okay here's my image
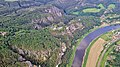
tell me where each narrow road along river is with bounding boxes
[72,24,120,67]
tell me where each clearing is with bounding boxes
[82,8,101,13]
[86,38,106,67]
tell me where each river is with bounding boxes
[72,24,120,67]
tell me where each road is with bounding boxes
[72,24,120,67]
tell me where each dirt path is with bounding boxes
[86,38,106,67]
[97,43,110,67]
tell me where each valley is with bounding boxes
[0,0,120,67]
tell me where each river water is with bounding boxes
[72,24,120,67]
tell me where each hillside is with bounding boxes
[0,0,120,67]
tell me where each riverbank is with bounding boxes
[70,24,105,67]
[82,30,114,67]
[67,27,98,67]
[83,27,120,67]
[72,23,120,67]
[86,38,106,67]
[72,24,108,67]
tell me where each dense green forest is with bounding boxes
[0,0,120,67]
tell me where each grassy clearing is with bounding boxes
[71,3,115,15]
[82,8,101,13]
[100,31,113,41]
[82,3,105,13]
[72,12,79,15]
[108,4,116,9]
[116,40,120,45]
[97,4,105,9]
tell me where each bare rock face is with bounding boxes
[18,56,26,62]
[45,6,63,17]
[2,0,120,9]
[10,45,50,65]
[31,6,64,29]
[2,1,42,8]
[56,0,69,3]
[32,17,51,29]
[43,6,64,23]
[54,0,79,9]
[62,22,84,37]
[25,61,32,67]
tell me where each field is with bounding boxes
[71,4,105,15]
[71,3,116,15]
[82,8,101,13]
[116,40,120,45]
[86,38,106,67]
[108,4,116,9]
[97,4,105,9]
[82,3,105,13]
[71,12,79,15]
[100,31,113,41]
